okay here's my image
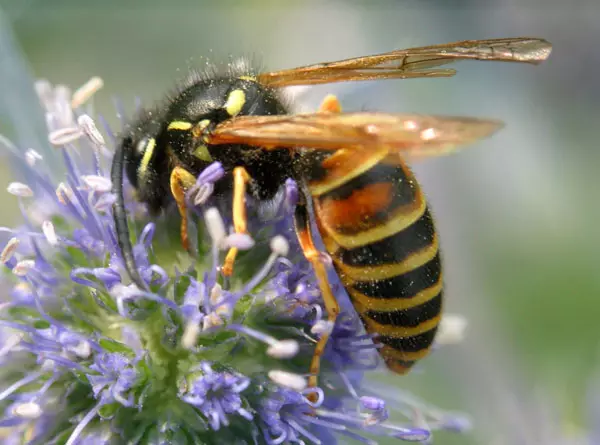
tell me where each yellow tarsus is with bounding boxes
[222,166,251,276]
[170,166,197,251]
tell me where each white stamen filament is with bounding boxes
[1,237,19,264]
[202,312,224,331]
[182,319,201,349]
[56,183,74,205]
[42,221,59,246]
[268,370,307,392]
[266,339,300,359]
[0,332,22,358]
[34,79,53,107]
[13,260,35,276]
[435,313,468,346]
[54,84,72,103]
[224,324,298,359]
[65,401,102,445]
[72,340,91,359]
[209,283,222,305]
[13,401,42,419]
[24,149,43,166]
[191,183,214,206]
[263,289,278,303]
[78,114,106,146]
[48,127,83,146]
[223,233,255,250]
[0,371,43,402]
[205,207,226,248]
[93,193,116,213]
[311,320,334,336]
[81,175,112,193]
[40,359,55,372]
[214,303,232,319]
[71,76,104,109]
[7,182,33,197]
[270,235,289,256]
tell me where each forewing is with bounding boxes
[208,112,504,159]
[257,37,552,87]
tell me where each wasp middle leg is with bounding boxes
[222,166,251,276]
[170,166,197,251]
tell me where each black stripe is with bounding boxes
[318,162,416,207]
[335,208,435,267]
[377,328,438,353]
[350,254,441,299]
[363,293,442,328]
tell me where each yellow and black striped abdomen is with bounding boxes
[309,154,442,374]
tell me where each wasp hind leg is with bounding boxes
[289,92,343,399]
[221,166,251,277]
[294,195,340,400]
[170,166,197,252]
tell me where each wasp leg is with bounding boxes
[285,93,343,399]
[294,194,340,399]
[222,166,251,276]
[318,93,342,113]
[170,166,197,251]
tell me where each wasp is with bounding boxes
[111,37,551,389]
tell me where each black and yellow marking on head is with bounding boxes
[167,121,193,131]
[193,144,212,162]
[224,89,246,117]
[137,137,157,179]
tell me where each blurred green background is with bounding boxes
[0,1,598,444]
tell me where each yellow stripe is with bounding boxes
[363,314,440,337]
[319,189,426,249]
[137,137,156,179]
[348,279,443,311]
[379,345,431,361]
[238,75,256,82]
[193,144,212,162]
[317,226,340,254]
[309,146,390,196]
[167,121,193,131]
[333,235,438,282]
[225,89,246,117]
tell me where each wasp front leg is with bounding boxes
[170,166,197,251]
[221,166,251,276]
[294,193,340,397]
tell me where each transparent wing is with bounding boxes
[208,112,503,159]
[257,37,552,87]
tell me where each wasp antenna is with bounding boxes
[111,142,148,290]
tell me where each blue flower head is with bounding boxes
[0,77,470,444]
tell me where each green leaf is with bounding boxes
[98,338,133,354]
[98,402,120,419]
